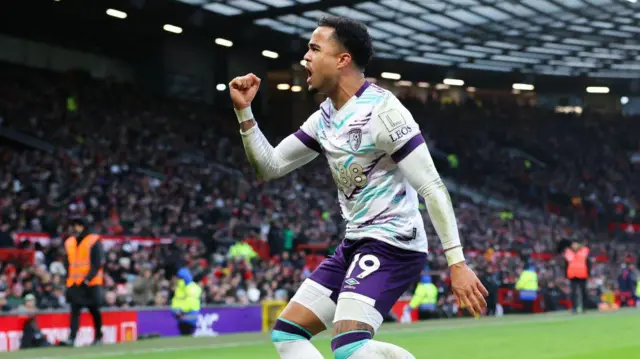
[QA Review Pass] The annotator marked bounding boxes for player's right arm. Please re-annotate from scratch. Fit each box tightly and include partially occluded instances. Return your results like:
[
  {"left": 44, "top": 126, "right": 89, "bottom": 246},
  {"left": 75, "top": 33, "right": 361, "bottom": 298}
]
[{"left": 229, "top": 73, "right": 321, "bottom": 181}]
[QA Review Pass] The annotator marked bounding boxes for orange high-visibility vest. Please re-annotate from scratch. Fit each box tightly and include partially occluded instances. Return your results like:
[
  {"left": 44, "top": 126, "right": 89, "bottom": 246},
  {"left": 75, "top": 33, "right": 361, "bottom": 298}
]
[
  {"left": 65, "top": 234, "right": 103, "bottom": 287},
  {"left": 564, "top": 247, "right": 589, "bottom": 279}
]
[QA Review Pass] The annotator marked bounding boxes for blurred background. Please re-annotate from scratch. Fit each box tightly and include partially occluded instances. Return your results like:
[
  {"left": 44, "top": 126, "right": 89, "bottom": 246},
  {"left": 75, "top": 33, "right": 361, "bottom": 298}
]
[{"left": 0, "top": 0, "right": 638, "bottom": 354}]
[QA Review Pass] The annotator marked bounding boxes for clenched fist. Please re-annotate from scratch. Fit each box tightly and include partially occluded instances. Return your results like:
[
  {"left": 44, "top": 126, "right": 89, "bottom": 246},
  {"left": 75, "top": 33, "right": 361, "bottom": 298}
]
[{"left": 229, "top": 73, "right": 261, "bottom": 110}]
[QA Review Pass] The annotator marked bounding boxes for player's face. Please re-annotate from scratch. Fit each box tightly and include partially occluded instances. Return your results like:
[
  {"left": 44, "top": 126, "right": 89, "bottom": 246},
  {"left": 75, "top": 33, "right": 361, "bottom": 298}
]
[{"left": 303, "top": 27, "right": 349, "bottom": 93}]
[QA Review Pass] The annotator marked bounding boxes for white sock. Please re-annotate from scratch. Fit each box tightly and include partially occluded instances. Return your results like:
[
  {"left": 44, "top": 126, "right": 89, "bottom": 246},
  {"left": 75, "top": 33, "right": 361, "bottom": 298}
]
[
  {"left": 274, "top": 340, "right": 325, "bottom": 359},
  {"left": 272, "top": 318, "right": 325, "bottom": 359},
  {"left": 348, "top": 340, "right": 415, "bottom": 359}
]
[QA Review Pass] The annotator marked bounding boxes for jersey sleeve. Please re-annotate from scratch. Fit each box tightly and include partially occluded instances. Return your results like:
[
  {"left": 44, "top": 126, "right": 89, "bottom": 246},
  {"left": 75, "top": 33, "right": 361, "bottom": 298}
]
[
  {"left": 240, "top": 110, "right": 320, "bottom": 181},
  {"left": 293, "top": 110, "right": 323, "bottom": 153},
  {"left": 371, "top": 93, "right": 424, "bottom": 162}
]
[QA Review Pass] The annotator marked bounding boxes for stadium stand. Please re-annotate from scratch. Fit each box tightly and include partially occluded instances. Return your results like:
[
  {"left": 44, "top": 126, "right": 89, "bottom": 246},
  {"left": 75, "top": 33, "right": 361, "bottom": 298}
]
[
  {"left": 0, "top": 0, "right": 638, "bottom": 356},
  {"left": 0, "top": 62, "right": 637, "bottom": 317}
]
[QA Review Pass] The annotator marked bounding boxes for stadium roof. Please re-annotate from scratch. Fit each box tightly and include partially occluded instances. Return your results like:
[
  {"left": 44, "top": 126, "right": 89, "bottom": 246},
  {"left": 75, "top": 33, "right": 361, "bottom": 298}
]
[{"left": 176, "top": 0, "right": 640, "bottom": 79}]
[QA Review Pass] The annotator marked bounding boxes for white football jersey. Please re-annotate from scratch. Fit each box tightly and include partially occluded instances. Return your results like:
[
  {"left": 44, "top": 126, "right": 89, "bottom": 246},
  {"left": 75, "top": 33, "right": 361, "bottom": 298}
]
[{"left": 294, "top": 82, "right": 428, "bottom": 253}]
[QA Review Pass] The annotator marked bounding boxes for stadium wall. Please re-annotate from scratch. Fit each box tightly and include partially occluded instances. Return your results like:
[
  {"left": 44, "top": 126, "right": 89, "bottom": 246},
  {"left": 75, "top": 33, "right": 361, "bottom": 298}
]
[{"left": 0, "top": 304, "right": 277, "bottom": 352}]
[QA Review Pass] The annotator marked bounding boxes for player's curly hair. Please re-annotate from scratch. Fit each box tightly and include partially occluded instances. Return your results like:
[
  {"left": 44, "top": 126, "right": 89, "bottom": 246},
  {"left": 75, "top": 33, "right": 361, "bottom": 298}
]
[{"left": 318, "top": 15, "right": 374, "bottom": 71}]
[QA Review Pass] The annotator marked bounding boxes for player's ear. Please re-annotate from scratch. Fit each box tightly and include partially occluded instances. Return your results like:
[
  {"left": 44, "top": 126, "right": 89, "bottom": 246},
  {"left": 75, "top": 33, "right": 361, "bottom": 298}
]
[{"left": 336, "top": 52, "right": 352, "bottom": 70}]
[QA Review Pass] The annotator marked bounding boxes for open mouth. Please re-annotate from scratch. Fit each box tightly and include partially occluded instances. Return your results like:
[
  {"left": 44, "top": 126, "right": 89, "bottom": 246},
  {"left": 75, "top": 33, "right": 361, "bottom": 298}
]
[{"left": 306, "top": 67, "right": 312, "bottom": 84}]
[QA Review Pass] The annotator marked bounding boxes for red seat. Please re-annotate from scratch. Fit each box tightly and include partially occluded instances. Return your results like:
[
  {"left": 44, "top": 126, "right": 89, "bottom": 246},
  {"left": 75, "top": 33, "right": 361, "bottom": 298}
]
[{"left": 305, "top": 255, "right": 325, "bottom": 271}]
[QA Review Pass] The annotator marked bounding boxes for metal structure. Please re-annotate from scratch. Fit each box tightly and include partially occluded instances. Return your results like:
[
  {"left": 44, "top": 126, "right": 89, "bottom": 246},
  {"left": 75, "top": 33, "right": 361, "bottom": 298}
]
[{"left": 177, "top": 0, "right": 640, "bottom": 79}]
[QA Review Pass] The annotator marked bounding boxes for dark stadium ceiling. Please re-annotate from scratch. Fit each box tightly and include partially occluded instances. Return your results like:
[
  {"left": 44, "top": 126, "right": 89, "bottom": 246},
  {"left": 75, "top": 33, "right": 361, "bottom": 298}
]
[{"left": 176, "top": 0, "right": 640, "bottom": 79}]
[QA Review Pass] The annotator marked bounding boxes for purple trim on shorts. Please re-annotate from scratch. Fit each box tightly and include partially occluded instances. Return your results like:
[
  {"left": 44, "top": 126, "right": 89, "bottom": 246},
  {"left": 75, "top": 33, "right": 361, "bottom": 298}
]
[
  {"left": 273, "top": 319, "right": 312, "bottom": 340},
  {"left": 391, "top": 134, "right": 425, "bottom": 163},
  {"left": 331, "top": 331, "right": 372, "bottom": 352},
  {"left": 354, "top": 81, "right": 371, "bottom": 98},
  {"left": 294, "top": 129, "right": 322, "bottom": 153}
]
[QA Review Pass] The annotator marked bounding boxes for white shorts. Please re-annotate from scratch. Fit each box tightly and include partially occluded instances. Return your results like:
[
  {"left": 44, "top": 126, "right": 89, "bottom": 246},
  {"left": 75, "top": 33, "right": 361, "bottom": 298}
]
[{"left": 290, "top": 279, "right": 383, "bottom": 333}]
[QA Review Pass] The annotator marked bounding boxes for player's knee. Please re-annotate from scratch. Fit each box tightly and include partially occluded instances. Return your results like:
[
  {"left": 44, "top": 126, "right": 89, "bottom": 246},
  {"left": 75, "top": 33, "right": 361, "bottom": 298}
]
[
  {"left": 290, "top": 279, "right": 337, "bottom": 330},
  {"left": 331, "top": 320, "right": 373, "bottom": 359},
  {"left": 271, "top": 318, "right": 313, "bottom": 344},
  {"left": 334, "top": 295, "right": 384, "bottom": 333}
]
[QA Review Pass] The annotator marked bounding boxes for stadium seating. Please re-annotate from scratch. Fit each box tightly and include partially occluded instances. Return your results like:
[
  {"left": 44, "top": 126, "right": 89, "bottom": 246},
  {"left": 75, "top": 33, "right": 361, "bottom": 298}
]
[{"left": 0, "top": 62, "right": 638, "bottom": 315}]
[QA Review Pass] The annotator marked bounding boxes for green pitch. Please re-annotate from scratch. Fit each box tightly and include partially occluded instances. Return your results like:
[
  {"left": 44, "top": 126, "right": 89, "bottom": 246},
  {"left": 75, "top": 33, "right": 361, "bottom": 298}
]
[{"left": 10, "top": 309, "right": 639, "bottom": 359}]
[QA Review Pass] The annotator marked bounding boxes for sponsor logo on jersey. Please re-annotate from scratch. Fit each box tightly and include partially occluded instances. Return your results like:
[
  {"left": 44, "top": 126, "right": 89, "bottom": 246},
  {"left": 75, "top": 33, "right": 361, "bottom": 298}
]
[
  {"left": 379, "top": 109, "right": 406, "bottom": 132},
  {"left": 389, "top": 126, "right": 413, "bottom": 142},
  {"left": 347, "top": 129, "right": 362, "bottom": 151}
]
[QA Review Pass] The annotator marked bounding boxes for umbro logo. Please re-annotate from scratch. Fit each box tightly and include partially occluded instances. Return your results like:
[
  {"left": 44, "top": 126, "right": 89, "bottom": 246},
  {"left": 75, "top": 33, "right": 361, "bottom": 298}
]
[{"left": 345, "top": 278, "right": 360, "bottom": 286}]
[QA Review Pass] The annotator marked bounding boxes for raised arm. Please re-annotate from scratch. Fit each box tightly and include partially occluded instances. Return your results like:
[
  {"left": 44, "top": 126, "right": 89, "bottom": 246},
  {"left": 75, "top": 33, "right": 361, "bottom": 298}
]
[
  {"left": 229, "top": 73, "right": 320, "bottom": 180},
  {"left": 240, "top": 126, "right": 319, "bottom": 181}
]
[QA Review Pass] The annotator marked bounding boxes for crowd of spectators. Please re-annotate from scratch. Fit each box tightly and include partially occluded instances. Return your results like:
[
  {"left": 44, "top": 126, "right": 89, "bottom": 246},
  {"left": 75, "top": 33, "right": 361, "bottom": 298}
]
[
  {"left": 0, "top": 238, "right": 311, "bottom": 313},
  {"left": 402, "top": 96, "right": 640, "bottom": 227},
  {"left": 0, "top": 63, "right": 638, "bottom": 314}
]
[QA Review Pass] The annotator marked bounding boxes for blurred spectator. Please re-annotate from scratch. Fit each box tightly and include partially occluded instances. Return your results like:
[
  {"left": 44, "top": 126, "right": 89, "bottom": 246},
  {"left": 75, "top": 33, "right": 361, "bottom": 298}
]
[
  {"left": 131, "top": 267, "right": 154, "bottom": 306},
  {"left": 17, "top": 293, "right": 37, "bottom": 314},
  {"left": 0, "top": 223, "right": 13, "bottom": 248},
  {"left": 37, "top": 282, "right": 59, "bottom": 310},
  {"left": 7, "top": 284, "right": 24, "bottom": 310},
  {"left": 0, "top": 291, "right": 11, "bottom": 312}
]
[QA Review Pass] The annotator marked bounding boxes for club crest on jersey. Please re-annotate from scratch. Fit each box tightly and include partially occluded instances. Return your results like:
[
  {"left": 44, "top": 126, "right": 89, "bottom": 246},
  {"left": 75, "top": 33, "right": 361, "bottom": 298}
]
[{"left": 347, "top": 129, "right": 362, "bottom": 151}]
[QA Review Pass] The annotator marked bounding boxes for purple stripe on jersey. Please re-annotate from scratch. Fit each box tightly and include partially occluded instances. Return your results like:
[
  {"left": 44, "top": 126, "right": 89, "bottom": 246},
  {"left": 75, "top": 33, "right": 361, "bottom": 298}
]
[
  {"left": 358, "top": 209, "right": 392, "bottom": 227},
  {"left": 391, "top": 134, "right": 425, "bottom": 163},
  {"left": 354, "top": 80, "right": 371, "bottom": 97},
  {"left": 346, "top": 154, "right": 387, "bottom": 199},
  {"left": 396, "top": 229, "right": 418, "bottom": 242},
  {"left": 320, "top": 107, "right": 331, "bottom": 124},
  {"left": 364, "top": 154, "right": 387, "bottom": 175},
  {"left": 348, "top": 111, "right": 372, "bottom": 128},
  {"left": 319, "top": 102, "right": 332, "bottom": 126},
  {"left": 294, "top": 129, "right": 322, "bottom": 153},
  {"left": 370, "top": 84, "right": 385, "bottom": 93},
  {"left": 393, "top": 189, "right": 406, "bottom": 200},
  {"left": 363, "top": 216, "right": 396, "bottom": 226}
]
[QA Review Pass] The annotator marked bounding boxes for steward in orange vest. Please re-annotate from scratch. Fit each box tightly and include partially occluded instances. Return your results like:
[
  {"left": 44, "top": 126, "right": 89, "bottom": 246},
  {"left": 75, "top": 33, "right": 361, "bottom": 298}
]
[
  {"left": 61, "top": 217, "right": 105, "bottom": 347},
  {"left": 564, "top": 241, "right": 590, "bottom": 314}
]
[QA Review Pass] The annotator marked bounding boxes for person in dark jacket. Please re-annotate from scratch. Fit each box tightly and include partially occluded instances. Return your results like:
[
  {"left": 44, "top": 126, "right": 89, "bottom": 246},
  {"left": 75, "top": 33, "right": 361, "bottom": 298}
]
[
  {"left": 0, "top": 223, "right": 13, "bottom": 248},
  {"left": 21, "top": 315, "right": 52, "bottom": 349},
  {"left": 60, "top": 218, "right": 105, "bottom": 347},
  {"left": 480, "top": 267, "right": 499, "bottom": 316}
]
